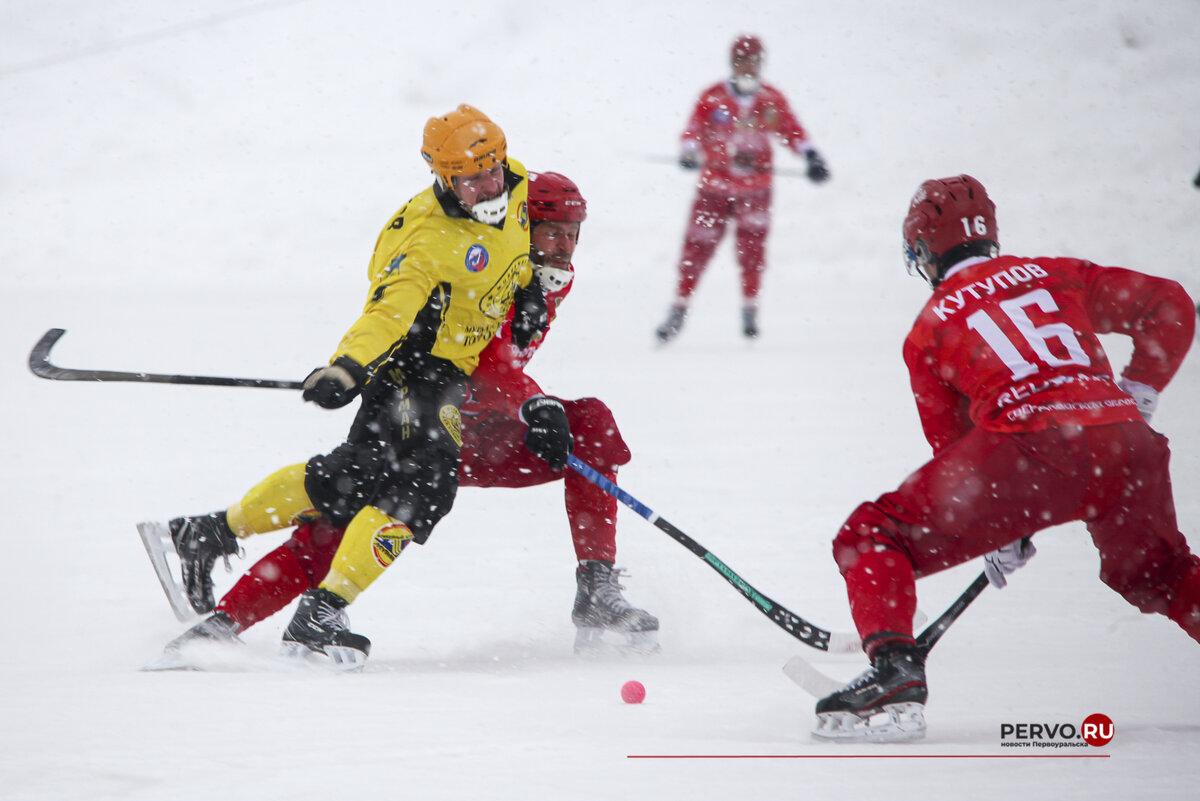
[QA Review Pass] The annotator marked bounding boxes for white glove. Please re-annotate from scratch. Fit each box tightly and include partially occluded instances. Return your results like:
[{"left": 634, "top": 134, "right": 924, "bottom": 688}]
[
  {"left": 1118, "top": 378, "right": 1158, "bottom": 424},
  {"left": 983, "top": 538, "right": 1036, "bottom": 589}
]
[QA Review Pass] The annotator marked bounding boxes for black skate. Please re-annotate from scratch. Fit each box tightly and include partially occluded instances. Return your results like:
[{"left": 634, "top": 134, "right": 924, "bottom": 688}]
[
  {"left": 281, "top": 589, "right": 371, "bottom": 671},
  {"left": 742, "top": 307, "right": 759, "bottom": 339},
  {"left": 812, "top": 644, "right": 928, "bottom": 743},
  {"left": 572, "top": 560, "right": 660, "bottom": 656},
  {"left": 655, "top": 306, "right": 687, "bottom": 344},
  {"left": 169, "top": 512, "right": 240, "bottom": 615},
  {"left": 141, "top": 612, "right": 242, "bottom": 671}
]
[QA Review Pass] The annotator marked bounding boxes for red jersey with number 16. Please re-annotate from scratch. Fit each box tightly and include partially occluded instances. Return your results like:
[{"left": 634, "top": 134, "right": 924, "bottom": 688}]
[{"left": 903, "top": 255, "right": 1195, "bottom": 455}]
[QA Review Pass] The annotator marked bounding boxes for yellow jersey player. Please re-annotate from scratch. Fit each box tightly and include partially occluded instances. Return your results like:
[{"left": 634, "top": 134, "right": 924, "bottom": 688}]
[{"left": 145, "top": 105, "right": 549, "bottom": 668}]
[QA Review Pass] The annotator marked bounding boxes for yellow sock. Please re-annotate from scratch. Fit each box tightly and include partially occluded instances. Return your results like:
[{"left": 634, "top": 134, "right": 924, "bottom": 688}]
[
  {"left": 225, "top": 463, "right": 318, "bottom": 538},
  {"left": 319, "top": 505, "right": 414, "bottom": 602}
]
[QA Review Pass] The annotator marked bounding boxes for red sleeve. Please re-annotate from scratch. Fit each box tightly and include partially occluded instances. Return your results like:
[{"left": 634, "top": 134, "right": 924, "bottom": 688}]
[
  {"left": 466, "top": 282, "right": 571, "bottom": 417},
  {"left": 680, "top": 87, "right": 716, "bottom": 147},
  {"left": 1081, "top": 262, "right": 1195, "bottom": 391},
  {"left": 468, "top": 330, "right": 544, "bottom": 417},
  {"left": 764, "top": 87, "right": 811, "bottom": 153},
  {"left": 904, "top": 334, "right": 973, "bottom": 455}
]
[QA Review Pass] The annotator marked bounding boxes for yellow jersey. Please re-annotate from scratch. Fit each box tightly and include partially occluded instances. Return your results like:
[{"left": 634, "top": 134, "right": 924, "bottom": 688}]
[{"left": 332, "top": 159, "right": 532, "bottom": 380}]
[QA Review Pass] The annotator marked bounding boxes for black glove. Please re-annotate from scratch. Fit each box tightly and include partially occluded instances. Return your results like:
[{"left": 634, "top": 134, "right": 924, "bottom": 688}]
[
  {"left": 679, "top": 152, "right": 701, "bottom": 169},
  {"left": 510, "top": 275, "right": 549, "bottom": 350},
  {"left": 1194, "top": 168, "right": 1200, "bottom": 188},
  {"left": 301, "top": 356, "right": 365, "bottom": 409},
  {"left": 806, "top": 150, "right": 830, "bottom": 183},
  {"left": 521, "top": 397, "right": 572, "bottom": 471}
]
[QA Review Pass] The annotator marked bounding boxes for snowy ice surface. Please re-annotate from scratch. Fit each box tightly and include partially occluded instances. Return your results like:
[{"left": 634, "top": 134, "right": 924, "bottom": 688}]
[{"left": 3, "top": 2, "right": 1200, "bottom": 799}]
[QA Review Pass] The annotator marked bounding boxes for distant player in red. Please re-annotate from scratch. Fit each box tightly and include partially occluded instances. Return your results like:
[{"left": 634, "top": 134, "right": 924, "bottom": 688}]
[
  {"left": 813, "top": 174, "right": 1199, "bottom": 742},
  {"left": 150, "top": 172, "right": 658, "bottom": 666},
  {"left": 655, "top": 34, "right": 829, "bottom": 343}
]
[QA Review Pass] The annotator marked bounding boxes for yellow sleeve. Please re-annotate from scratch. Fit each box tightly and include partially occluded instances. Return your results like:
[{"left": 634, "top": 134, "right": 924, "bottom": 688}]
[
  {"left": 329, "top": 193, "right": 444, "bottom": 371},
  {"left": 334, "top": 257, "right": 439, "bottom": 371}
]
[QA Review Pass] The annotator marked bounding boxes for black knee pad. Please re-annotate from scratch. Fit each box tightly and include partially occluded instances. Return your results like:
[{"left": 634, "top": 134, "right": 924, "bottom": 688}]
[
  {"left": 371, "top": 441, "right": 460, "bottom": 544},
  {"left": 304, "top": 440, "right": 388, "bottom": 526}
]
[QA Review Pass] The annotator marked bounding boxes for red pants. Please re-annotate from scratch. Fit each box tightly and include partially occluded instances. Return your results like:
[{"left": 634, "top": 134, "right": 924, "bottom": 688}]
[
  {"left": 832, "top": 422, "right": 1200, "bottom": 654},
  {"left": 216, "top": 397, "right": 631, "bottom": 631},
  {"left": 458, "top": 397, "right": 630, "bottom": 563},
  {"left": 674, "top": 187, "right": 772, "bottom": 303}
]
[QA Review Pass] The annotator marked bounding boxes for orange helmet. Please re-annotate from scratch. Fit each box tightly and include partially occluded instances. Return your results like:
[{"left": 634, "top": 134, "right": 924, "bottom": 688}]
[{"left": 420, "top": 104, "right": 508, "bottom": 187}]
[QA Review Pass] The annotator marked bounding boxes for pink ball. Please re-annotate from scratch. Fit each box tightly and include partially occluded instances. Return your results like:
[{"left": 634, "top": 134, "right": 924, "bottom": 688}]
[{"left": 621, "top": 680, "right": 646, "bottom": 704}]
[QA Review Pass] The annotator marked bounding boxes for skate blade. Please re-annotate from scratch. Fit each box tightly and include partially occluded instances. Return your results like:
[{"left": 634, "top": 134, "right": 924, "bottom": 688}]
[
  {"left": 140, "top": 650, "right": 202, "bottom": 672},
  {"left": 279, "top": 640, "right": 368, "bottom": 672},
  {"left": 573, "top": 627, "right": 661, "bottom": 658},
  {"left": 812, "top": 702, "right": 927, "bottom": 743},
  {"left": 621, "top": 630, "right": 661, "bottom": 656},
  {"left": 573, "top": 627, "right": 605, "bottom": 657},
  {"left": 137, "top": 521, "right": 198, "bottom": 623}
]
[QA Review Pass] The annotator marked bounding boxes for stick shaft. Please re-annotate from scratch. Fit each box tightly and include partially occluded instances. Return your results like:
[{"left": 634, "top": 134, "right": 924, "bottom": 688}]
[{"left": 29, "top": 328, "right": 304, "bottom": 389}]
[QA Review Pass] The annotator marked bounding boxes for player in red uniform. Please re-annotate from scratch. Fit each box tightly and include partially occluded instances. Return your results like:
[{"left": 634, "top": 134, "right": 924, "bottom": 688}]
[
  {"left": 148, "top": 172, "right": 658, "bottom": 667},
  {"left": 655, "top": 34, "right": 829, "bottom": 343},
  {"left": 812, "top": 174, "right": 1199, "bottom": 742}
]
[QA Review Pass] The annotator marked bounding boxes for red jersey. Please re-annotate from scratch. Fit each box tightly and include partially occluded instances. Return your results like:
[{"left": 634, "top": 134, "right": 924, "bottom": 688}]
[
  {"left": 464, "top": 266, "right": 574, "bottom": 419},
  {"left": 681, "top": 80, "right": 811, "bottom": 193},
  {"left": 904, "top": 255, "right": 1194, "bottom": 454}
]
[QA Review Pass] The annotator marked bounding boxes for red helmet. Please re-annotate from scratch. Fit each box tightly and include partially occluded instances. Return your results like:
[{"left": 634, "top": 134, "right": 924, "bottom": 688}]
[
  {"left": 732, "top": 34, "right": 764, "bottom": 61},
  {"left": 903, "top": 174, "right": 998, "bottom": 287},
  {"left": 527, "top": 171, "right": 587, "bottom": 223}
]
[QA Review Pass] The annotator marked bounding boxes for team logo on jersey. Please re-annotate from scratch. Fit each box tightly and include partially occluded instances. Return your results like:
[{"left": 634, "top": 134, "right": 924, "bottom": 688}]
[
  {"left": 465, "top": 244, "right": 490, "bottom": 273},
  {"left": 478, "top": 254, "right": 530, "bottom": 320},
  {"left": 518, "top": 201, "right": 529, "bottom": 231},
  {"left": 439, "top": 404, "right": 463, "bottom": 447},
  {"left": 371, "top": 522, "right": 414, "bottom": 568},
  {"left": 712, "top": 108, "right": 732, "bottom": 124}
]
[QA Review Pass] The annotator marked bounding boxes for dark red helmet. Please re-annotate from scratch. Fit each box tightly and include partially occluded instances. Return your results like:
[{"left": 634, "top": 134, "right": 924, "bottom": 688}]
[
  {"left": 731, "top": 34, "right": 764, "bottom": 61},
  {"left": 903, "top": 174, "right": 998, "bottom": 287},
  {"left": 527, "top": 171, "right": 587, "bottom": 223}
]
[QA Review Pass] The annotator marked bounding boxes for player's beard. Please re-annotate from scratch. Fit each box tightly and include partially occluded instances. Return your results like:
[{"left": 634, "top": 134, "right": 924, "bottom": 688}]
[{"left": 733, "top": 74, "right": 760, "bottom": 95}]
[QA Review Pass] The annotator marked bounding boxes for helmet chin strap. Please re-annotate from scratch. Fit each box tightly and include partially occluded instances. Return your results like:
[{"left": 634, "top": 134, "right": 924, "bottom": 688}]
[{"left": 467, "top": 193, "right": 508, "bottom": 225}]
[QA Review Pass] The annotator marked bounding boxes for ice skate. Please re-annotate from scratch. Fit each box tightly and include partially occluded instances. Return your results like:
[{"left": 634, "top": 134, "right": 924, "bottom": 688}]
[
  {"left": 141, "top": 611, "right": 243, "bottom": 671},
  {"left": 812, "top": 644, "right": 928, "bottom": 743},
  {"left": 655, "top": 305, "right": 687, "bottom": 344},
  {"left": 572, "top": 560, "right": 659, "bottom": 656},
  {"left": 168, "top": 512, "right": 241, "bottom": 615},
  {"left": 280, "top": 589, "right": 371, "bottom": 671},
  {"left": 742, "top": 306, "right": 759, "bottom": 339}
]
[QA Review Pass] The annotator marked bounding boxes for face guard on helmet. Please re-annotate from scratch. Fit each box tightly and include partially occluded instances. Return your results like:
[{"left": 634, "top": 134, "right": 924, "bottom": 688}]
[
  {"left": 903, "top": 174, "right": 999, "bottom": 288},
  {"left": 421, "top": 104, "right": 510, "bottom": 224},
  {"left": 528, "top": 171, "right": 587, "bottom": 293}
]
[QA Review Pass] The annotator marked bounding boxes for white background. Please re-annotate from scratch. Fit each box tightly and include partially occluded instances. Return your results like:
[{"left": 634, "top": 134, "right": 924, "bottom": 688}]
[{"left": 3, "top": 2, "right": 1199, "bottom": 799}]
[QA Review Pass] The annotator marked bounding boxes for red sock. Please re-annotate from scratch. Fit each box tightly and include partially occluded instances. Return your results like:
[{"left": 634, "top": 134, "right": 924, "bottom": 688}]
[
  {"left": 215, "top": 544, "right": 310, "bottom": 631},
  {"left": 843, "top": 548, "right": 918, "bottom": 656}
]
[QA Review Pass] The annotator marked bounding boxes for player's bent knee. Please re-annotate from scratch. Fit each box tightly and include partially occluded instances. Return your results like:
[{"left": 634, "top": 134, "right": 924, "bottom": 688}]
[
  {"left": 305, "top": 441, "right": 387, "bottom": 526},
  {"left": 564, "top": 397, "right": 631, "bottom": 467},
  {"left": 832, "top": 502, "right": 905, "bottom": 574}
]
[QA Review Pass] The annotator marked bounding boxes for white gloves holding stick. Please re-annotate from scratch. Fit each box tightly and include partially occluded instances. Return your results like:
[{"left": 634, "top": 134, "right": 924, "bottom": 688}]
[{"left": 983, "top": 537, "right": 1037, "bottom": 589}]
